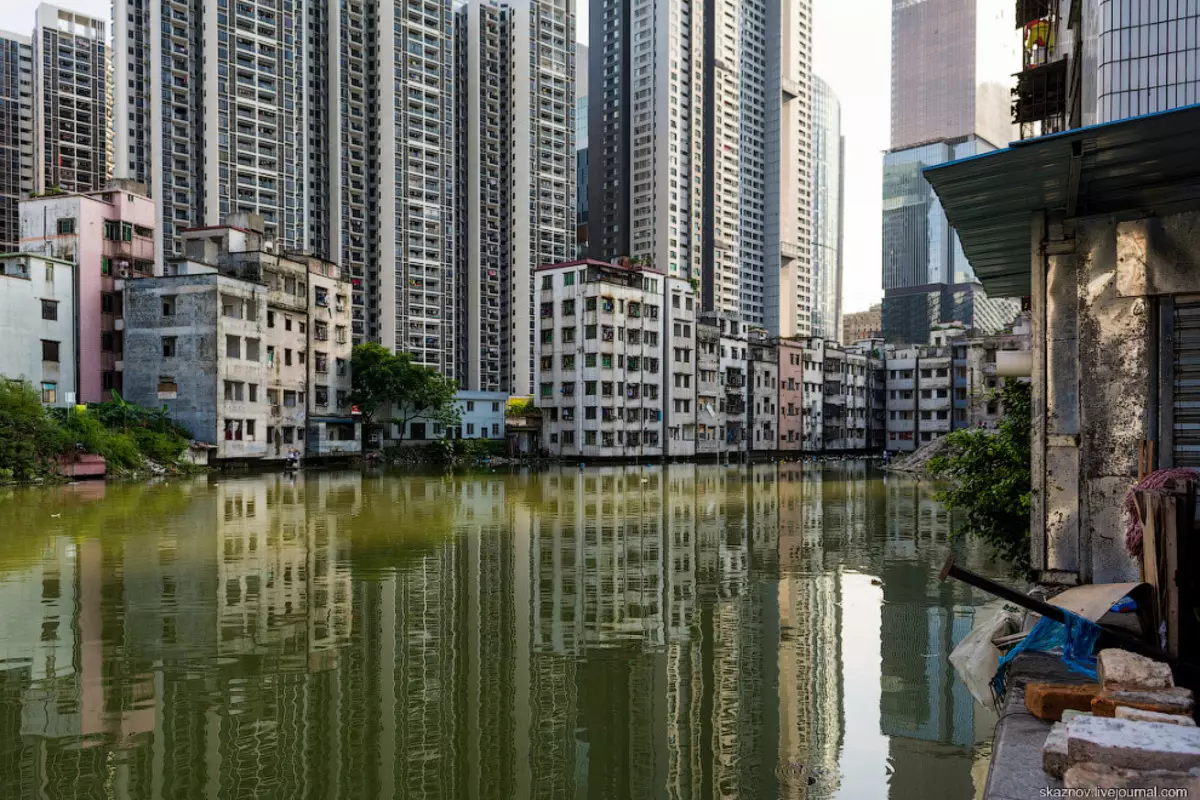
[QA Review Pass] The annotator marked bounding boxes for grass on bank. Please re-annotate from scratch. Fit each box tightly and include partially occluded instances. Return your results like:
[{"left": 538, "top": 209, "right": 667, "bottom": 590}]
[{"left": 0, "top": 380, "right": 196, "bottom": 481}]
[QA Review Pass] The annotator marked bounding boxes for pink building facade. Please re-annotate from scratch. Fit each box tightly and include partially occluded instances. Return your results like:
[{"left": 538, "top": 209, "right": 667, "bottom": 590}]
[
  {"left": 20, "top": 181, "right": 156, "bottom": 402},
  {"left": 778, "top": 338, "right": 805, "bottom": 452}
]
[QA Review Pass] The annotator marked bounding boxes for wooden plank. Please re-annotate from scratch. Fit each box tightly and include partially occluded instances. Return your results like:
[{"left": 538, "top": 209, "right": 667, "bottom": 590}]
[{"left": 1166, "top": 494, "right": 1181, "bottom": 657}]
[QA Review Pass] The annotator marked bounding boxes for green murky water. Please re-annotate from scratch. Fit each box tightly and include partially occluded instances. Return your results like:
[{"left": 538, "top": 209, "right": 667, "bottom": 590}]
[{"left": 0, "top": 462, "right": 1007, "bottom": 799}]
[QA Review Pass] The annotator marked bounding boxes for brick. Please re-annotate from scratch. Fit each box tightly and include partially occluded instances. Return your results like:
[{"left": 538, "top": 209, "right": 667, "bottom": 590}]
[
  {"left": 1064, "top": 762, "right": 1200, "bottom": 793},
  {"left": 1115, "top": 706, "right": 1196, "bottom": 726},
  {"left": 1067, "top": 715, "right": 1200, "bottom": 772},
  {"left": 1025, "top": 682, "right": 1100, "bottom": 721},
  {"left": 1043, "top": 722, "right": 1069, "bottom": 778},
  {"left": 1097, "top": 649, "right": 1175, "bottom": 691},
  {"left": 1092, "top": 686, "right": 1195, "bottom": 717}
]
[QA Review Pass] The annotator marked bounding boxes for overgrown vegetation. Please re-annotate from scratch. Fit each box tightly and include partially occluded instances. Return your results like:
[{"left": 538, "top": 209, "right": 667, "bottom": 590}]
[
  {"left": 0, "top": 381, "right": 195, "bottom": 481},
  {"left": 349, "top": 343, "right": 460, "bottom": 447},
  {"left": 927, "top": 380, "right": 1033, "bottom": 572},
  {"left": 505, "top": 397, "right": 540, "bottom": 418}
]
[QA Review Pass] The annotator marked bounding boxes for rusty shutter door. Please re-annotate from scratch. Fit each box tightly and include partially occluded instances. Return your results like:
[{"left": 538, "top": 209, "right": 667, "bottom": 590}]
[{"left": 1174, "top": 299, "right": 1200, "bottom": 466}]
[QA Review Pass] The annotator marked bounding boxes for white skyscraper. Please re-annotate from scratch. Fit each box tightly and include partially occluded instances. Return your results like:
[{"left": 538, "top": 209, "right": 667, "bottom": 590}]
[
  {"left": 112, "top": 0, "right": 307, "bottom": 266},
  {"left": 114, "top": 0, "right": 461, "bottom": 374},
  {"left": 457, "top": 0, "right": 575, "bottom": 395},
  {"left": 812, "top": 75, "right": 844, "bottom": 342},
  {"left": 590, "top": 0, "right": 813, "bottom": 337},
  {"left": 0, "top": 30, "right": 33, "bottom": 252},
  {"left": 33, "top": 4, "right": 110, "bottom": 196}
]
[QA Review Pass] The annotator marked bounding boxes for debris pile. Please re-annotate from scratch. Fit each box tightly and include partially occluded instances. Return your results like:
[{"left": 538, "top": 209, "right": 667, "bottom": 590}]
[{"left": 1032, "top": 649, "right": 1198, "bottom": 791}]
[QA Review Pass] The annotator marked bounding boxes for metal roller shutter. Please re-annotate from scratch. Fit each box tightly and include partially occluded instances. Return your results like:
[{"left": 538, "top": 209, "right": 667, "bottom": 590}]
[{"left": 1174, "top": 299, "right": 1200, "bottom": 466}]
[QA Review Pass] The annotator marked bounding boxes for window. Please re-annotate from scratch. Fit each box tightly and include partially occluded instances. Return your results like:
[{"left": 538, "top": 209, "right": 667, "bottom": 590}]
[
  {"left": 267, "top": 310, "right": 275, "bottom": 327},
  {"left": 162, "top": 295, "right": 176, "bottom": 316},
  {"left": 586, "top": 297, "right": 597, "bottom": 311},
  {"left": 585, "top": 353, "right": 597, "bottom": 368},
  {"left": 285, "top": 348, "right": 293, "bottom": 366},
  {"left": 541, "top": 330, "right": 553, "bottom": 345},
  {"left": 41, "top": 382, "right": 57, "bottom": 404},
  {"left": 157, "top": 378, "right": 178, "bottom": 398},
  {"left": 585, "top": 381, "right": 597, "bottom": 395},
  {"left": 315, "top": 287, "right": 328, "bottom": 307},
  {"left": 283, "top": 390, "right": 297, "bottom": 407},
  {"left": 562, "top": 299, "right": 575, "bottom": 315},
  {"left": 466, "top": 401, "right": 476, "bottom": 412},
  {"left": 298, "top": 350, "right": 306, "bottom": 366},
  {"left": 249, "top": 384, "right": 258, "bottom": 402},
  {"left": 316, "top": 386, "right": 329, "bottom": 407},
  {"left": 563, "top": 272, "right": 575, "bottom": 287},
  {"left": 57, "top": 218, "right": 76, "bottom": 235},
  {"left": 492, "top": 402, "right": 500, "bottom": 412},
  {"left": 336, "top": 326, "right": 347, "bottom": 344},
  {"left": 541, "top": 275, "right": 552, "bottom": 290},
  {"left": 41, "top": 340, "right": 60, "bottom": 363},
  {"left": 245, "top": 338, "right": 260, "bottom": 361},
  {"left": 162, "top": 336, "right": 177, "bottom": 357},
  {"left": 585, "top": 430, "right": 597, "bottom": 446},
  {"left": 41, "top": 300, "right": 58, "bottom": 320},
  {"left": 585, "top": 324, "right": 597, "bottom": 340},
  {"left": 562, "top": 327, "right": 576, "bottom": 343},
  {"left": 245, "top": 420, "right": 256, "bottom": 439},
  {"left": 225, "top": 335, "right": 240, "bottom": 358},
  {"left": 336, "top": 358, "right": 347, "bottom": 376},
  {"left": 285, "top": 317, "right": 293, "bottom": 331}
]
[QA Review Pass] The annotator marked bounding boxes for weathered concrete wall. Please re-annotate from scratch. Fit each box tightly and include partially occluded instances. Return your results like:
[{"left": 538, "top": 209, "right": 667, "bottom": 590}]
[
  {"left": 123, "top": 276, "right": 220, "bottom": 444},
  {"left": 1034, "top": 210, "right": 1200, "bottom": 583}
]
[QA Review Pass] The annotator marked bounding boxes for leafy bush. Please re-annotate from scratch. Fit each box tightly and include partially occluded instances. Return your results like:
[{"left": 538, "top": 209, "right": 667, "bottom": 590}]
[
  {"left": 0, "top": 380, "right": 62, "bottom": 479},
  {"left": 133, "top": 428, "right": 187, "bottom": 464},
  {"left": 927, "top": 381, "right": 1032, "bottom": 572}
]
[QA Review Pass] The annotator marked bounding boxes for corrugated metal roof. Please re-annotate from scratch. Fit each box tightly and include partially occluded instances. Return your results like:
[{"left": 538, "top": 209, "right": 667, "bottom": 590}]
[{"left": 923, "top": 103, "right": 1200, "bottom": 297}]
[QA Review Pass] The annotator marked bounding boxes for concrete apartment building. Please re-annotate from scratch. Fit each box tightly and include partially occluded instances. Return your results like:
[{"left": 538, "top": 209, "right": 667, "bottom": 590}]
[
  {"left": 777, "top": 338, "right": 806, "bottom": 451},
  {"left": 0, "top": 252, "right": 75, "bottom": 406},
  {"left": 123, "top": 217, "right": 358, "bottom": 462},
  {"left": 32, "top": 5, "right": 110, "bottom": 196},
  {"left": 665, "top": 276, "right": 699, "bottom": 457},
  {"left": 695, "top": 320, "right": 722, "bottom": 456},
  {"left": 696, "top": 313, "right": 750, "bottom": 456},
  {"left": 0, "top": 30, "right": 33, "bottom": 253},
  {"left": 536, "top": 259, "right": 665, "bottom": 459},
  {"left": 749, "top": 335, "right": 779, "bottom": 452},
  {"left": 19, "top": 182, "right": 156, "bottom": 402},
  {"left": 843, "top": 303, "right": 882, "bottom": 343},
  {"left": 882, "top": 320, "right": 1031, "bottom": 451}
]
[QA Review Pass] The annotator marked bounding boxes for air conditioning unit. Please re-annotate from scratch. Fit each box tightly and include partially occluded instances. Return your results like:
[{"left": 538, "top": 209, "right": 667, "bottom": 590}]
[{"left": 118, "top": 267, "right": 131, "bottom": 278}]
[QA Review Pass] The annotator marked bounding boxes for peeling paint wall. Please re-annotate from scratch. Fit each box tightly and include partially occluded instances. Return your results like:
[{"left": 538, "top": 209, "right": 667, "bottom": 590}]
[{"left": 1034, "top": 209, "right": 1200, "bottom": 583}]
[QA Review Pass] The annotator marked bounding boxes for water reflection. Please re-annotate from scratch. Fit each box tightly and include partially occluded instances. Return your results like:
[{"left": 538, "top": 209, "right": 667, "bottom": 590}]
[{"left": 0, "top": 463, "right": 1003, "bottom": 799}]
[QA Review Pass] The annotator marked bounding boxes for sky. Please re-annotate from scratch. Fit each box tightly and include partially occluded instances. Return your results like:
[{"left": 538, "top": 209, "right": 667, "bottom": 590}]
[{"left": 2, "top": 0, "right": 890, "bottom": 313}]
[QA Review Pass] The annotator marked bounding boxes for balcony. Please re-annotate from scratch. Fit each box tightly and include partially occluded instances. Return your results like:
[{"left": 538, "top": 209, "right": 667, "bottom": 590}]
[{"left": 103, "top": 236, "right": 155, "bottom": 262}]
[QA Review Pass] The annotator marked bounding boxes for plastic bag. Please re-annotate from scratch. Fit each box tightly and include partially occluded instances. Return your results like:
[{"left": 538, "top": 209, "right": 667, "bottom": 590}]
[{"left": 950, "top": 600, "right": 1023, "bottom": 711}]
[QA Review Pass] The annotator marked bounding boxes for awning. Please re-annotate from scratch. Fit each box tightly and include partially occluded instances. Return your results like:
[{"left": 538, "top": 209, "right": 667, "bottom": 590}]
[{"left": 923, "top": 103, "right": 1200, "bottom": 298}]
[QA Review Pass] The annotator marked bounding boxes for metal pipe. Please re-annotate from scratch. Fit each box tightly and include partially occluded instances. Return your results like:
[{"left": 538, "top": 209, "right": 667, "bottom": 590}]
[{"left": 938, "top": 552, "right": 1196, "bottom": 678}]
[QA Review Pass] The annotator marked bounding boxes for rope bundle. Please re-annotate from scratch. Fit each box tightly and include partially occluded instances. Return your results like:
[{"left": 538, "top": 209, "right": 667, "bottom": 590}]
[{"left": 1122, "top": 468, "right": 1197, "bottom": 557}]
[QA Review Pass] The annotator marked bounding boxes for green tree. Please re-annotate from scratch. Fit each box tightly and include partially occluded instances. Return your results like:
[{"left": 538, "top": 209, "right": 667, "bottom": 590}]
[
  {"left": 391, "top": 355, "right": 459, "bottom": 447},
  {"left": 927, "top": 380, "right": 1033, "bottom": 572},
  {"left": 0, "top": 380, "right": 63, "bottom": 479},
  {"left": 349, "top": 343, "right": 459, "bottom": 448},
  {"left": 349, "top": 343, "right": 400, "bottom": 447}
]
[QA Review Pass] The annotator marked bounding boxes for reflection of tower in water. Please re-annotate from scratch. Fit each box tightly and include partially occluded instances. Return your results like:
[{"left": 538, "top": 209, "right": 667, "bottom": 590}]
[
  {"left": 878, "top": 474, "right": 996, "bottom": 800},
  {"left": 777, "top": 466, "right": 844, "bottom": 799}
]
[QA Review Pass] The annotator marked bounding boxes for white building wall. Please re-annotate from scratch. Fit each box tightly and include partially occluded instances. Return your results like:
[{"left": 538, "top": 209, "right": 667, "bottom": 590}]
[{"left": 0, "top": 254, "right": 76, "bottom": 406}]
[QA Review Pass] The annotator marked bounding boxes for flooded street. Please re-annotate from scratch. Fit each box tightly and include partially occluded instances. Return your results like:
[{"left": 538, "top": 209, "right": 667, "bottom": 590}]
[{"left": 0, "top": 462, "right": 1008, "bottom": 799}]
